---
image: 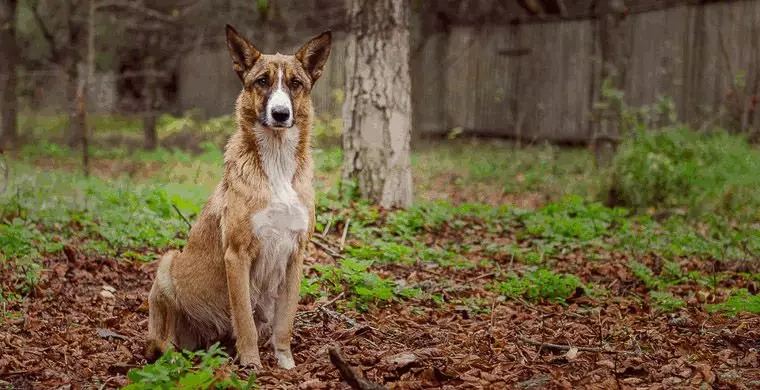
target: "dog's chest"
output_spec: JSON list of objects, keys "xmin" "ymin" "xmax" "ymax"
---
[{"xmin": 250, "ymin": 128, "xmax": 308, "ymax": 253}]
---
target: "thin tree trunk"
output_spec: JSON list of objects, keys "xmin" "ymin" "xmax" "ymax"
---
[
  {"xmin": 341, "ymin": 0, "xmax": 413, "ymax": 209},
  {"xmin": 0, "ymin": 0, "xmax": 18, "ymax": 148},
  {"xmin": 67, "ymin": 63, "xmax": 83, "ymax": 147},
  {"xmin": 79, "ymin": 0, "xmax": 95, "ymax": 176},
  {"xmin": 143, "ymin": 55, "xmax": 158, "ymax": 150}
]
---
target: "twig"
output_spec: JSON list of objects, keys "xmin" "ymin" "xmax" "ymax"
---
[
  {"xmin": 328, "ymin": 345, "xmax": 387, "ymax": 390},
  {"xmin": 339, "ymin": 218, "xmax": 351, "ymax": 251},
  {"xmin": 320, "ymin": 292, "xmax": 345, "ymax": 309},
  {"xmin": 467, "ymin": 271, "xmax": 495, "ymax": 283},
  {"xmin": 320, "ymin": 307, "xmax": 358, "ymax": 328},
  {"xmin": 322, "ymin": 214, "xmax": 334, "ymax": 237},
  {"xmin": 310, "ymin": 237, "xmax": 345, "ymax": 259},
  {"xmin": 517, "ymin": 336, "xmax": 640, "ymax": 356},
  {"xmin": 172, "ymin": 203, "xmax": 192, "ymax": 230}
]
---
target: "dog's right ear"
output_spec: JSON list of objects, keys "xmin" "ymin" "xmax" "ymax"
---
[{"xmin": 225, "ymin": 24, "xmax": 261, "ymax": 82}]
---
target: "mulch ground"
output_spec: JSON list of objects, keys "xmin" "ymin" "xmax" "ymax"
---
[{"xmin": 1, "ymin": 238, "xmax": 758, "ymax": 390}]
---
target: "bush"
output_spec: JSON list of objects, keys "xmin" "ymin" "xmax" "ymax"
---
[{"xmin": 611, "ymin": 128, "xmax": 760, "ymax": 219}]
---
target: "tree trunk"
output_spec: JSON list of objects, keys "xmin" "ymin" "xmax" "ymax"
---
[
  {"xmin": 0, "ymin": 0, "xmax": 18, "ymax": 148},
  {"xmin": 79, "ymin": 0, "xmax": 95, "ymax": 176},
  {"xmin": 66, "ymin": 63, "xmax": 84, "ymax": 147},
  {"xmin": 591, "ymin": 0, "xmax": 628, "ymax": 168},
  {"xmin": 143, "ymin": 55, "xmax": 158, "ymax": 150},
  {"xmin": 341, "ymin": 0, "xmax": 413, "ymax": 209}
]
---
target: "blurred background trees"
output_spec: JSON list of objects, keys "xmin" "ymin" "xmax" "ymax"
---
[{"xmin": 1, "ymin": 0, "xmax": 759, "ymax": 205}]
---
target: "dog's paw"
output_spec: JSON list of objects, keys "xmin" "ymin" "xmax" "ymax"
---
[
  {"xmin": 238, "ymin": 352, "xmax": 264, "ymax": 372},
  {"xmin": 275, "ymin": 349, "xmax": 295, "ymax": 370}
]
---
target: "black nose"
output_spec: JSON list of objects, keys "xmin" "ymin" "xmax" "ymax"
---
[{"xmin": 271, "ymin": 107, "xmax": 291, "ymax": 123}]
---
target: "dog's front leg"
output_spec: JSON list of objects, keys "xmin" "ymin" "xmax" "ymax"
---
[
  {"xmin": 224, "ymin": 246, "xmax": 262, "ymax": 370},
  {"xmin": 271, "ymin": 235, "xmax": 306, "ymax": 369}
]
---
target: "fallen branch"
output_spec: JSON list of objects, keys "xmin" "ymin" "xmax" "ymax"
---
[
  {"xmin": 320, "ymin": 306, "xmax": 358, "ymax": 328},
  {"xmin": 310, "ymin": 236, "xmax": 345, "ymax": 259},
  {"xmin": 328, "ymin": 345, "xmax": 387, "ymax": 390},
  {"xmin": 517, "ymin": 336, "xmax": 640, "ymax": 356},
  {"xmin": 339, "ymin": 218, "xmax": 351, "ymax": 250}
]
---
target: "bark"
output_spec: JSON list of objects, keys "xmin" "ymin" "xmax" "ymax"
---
[
  {"xmin": 591, "ymin": 0, "xmax": 628, "ymax": 168},
  {"xmin": 142, "ymin": 56, "xmax": 158, "ymax": 150},
  {"xmin": 0, "ymin": 0, "xmax": 18, "ymax": 148},
  {"xmin": 341, "ymin": 0, "xmax": 413, "ymax": 209},
  {"xmin": 80, "ymin": 0, "xmax": 95, "ymax": 176}
]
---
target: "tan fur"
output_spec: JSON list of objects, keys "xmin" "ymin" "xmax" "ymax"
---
[{"xmin": 145, "ymin": 25, "xmax": 331, "ymax": 371}]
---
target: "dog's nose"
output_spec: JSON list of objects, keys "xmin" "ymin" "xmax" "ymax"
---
[{"xmin": 271, "ymin": 106, "xmax": 291, "ymax": 123}]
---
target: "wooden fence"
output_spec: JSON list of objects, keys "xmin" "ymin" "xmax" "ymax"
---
[{"xmin": 173, "ymin": 0, "xmax": 760, "ymax": 141}]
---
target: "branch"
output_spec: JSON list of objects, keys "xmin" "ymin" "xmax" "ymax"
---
[
  {"xmin": 310, "ymin": 237, "xmax": 345, "ymax": 259},
  {"xmin": 30, "ymin": 0, "xmax": 59, "ymax": 60},
  {"xmin": 95, "ymin": 0, "xmax": 178, "ymax": 24},
  {"xmin": 328, "ymin": 346, "xmax": 387, "ymax": 390},
  {"xmin": 171, "ymin": 203, "xmax": 192, "ymax": 230},
  {"xmin": 517, "ymin": 336, "xmax": 640, "ymax": 356}
]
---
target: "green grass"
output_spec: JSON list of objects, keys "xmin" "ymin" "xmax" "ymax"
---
[{"xmin": 3, "ymin": 119, "xmax": 760, "ymax": 383}]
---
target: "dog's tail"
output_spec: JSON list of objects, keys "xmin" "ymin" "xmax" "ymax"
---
[{"xmin": 145, "ymin": 250, "xmax": 179, "ymax": 362}]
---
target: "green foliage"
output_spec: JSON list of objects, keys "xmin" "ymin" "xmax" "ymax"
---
[
  {"xmin": 124, "ymin": 343, "xmax": 256, "ymax": 389},
  {"xmin": 612, "ymin": 128, "xmax": 760, "ymax": 219},
  {"xmin": 521, "ymin": 195, "xmax": 629, "ymax": 243},
  {"xmin": 304, "ymin": 258, "xmax": 418, "ymax": 311},
  {"xmin": 706, "ymin": 289, "xmax": 760, "ymax": 317},
  {"xmin": 494, "ymin": 269, "xmax": 583, "ymax": 303},
  {"xmin": 649, "ymin": 291, "xmax": 686, "ymax": 313}
]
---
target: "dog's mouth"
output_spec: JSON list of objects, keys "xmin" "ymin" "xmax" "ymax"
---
[{"xmin": 258, "ymin": 118, "xmax": 294, "ymax": 130}]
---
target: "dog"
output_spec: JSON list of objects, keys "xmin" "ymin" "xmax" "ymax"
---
[{"xmin": 145, "ymin": 24, "xmax": 331, "ymax": 371}]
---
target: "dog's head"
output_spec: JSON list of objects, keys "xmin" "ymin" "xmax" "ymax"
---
[{"xmin": 225, "ymin": 24, "xmax": 331, "ymax": 130}]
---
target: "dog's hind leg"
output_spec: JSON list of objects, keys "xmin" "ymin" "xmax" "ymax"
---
[
  {"xmin": 270, "ymin": 241, "xmax": 305, "ymax": 370},
  {"xmin": 145, "ymin": 251, "xmax": 179, "ymax": 361}
]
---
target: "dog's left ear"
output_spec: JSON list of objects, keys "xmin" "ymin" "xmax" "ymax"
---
[{"xmin": 296, "ymin": 31, "xmax": 332, "ymax": 84}]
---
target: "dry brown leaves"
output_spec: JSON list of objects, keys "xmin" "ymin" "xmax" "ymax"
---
[{"xmin": 1, "ymin": 241, "xmax": 758, "ymax": 389}]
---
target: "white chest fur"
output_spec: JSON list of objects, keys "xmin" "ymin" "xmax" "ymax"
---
[{"xmin": 250, "ymin": 127, "xmax": 308, "ymax": 297}]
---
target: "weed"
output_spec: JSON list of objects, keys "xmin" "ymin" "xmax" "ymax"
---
[
  {"xmin": 706, "ymin": 289, "xmax": 760, "ymax": 316},
  {"xmin": 123, "ymin": 343, "xmax": 256, "ymax": 389},
  {"xmin": 306, "ymin": 258, "xmax": 417, "ymax": 311},
  {"xmin": 612, "ymin": 128, "xmax": 760, "ymax": 219},
  {"xmin": 494, "ymin": 268, "xmax": 583, "ymax": 303},
  {"xmin": 649, "ymin": 291, "xmax": 686, "ymax": 313}
]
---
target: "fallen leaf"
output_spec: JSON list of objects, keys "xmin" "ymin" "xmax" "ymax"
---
[
  {"xmin": 384, "ymin": 351, "xmax": 418, "ymax": 369},
  {"xmin": 565, "ymin": 346, "xmax": 579, "ymax": 361},
  {"xmin": 97, "ymin": 328, "xmax": 128, "ymax": 341}
]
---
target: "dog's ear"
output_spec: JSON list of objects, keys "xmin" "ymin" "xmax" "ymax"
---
[
  {"xmin": 296, "ymin": 30, "xmax": 332, "ymax": 84},
  {"xmin": 225, "ymin": 24, "xmax": 261, "ymax": 82}
]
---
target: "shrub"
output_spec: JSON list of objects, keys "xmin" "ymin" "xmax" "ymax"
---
[{"xmin": 611, "ymin": 127, "xmax": 760, "ymax": 219}]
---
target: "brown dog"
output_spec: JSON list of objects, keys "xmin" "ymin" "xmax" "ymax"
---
[{"xmin": 145, "ymin": 24, "xmax": 331, "ymax": 371}]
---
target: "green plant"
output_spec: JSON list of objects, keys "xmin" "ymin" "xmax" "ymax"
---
[
  {"xmin": 649, "ymin": 291, "xmax": 685, "ymax": 313},
  {"xmin": 494, "ymin": 268, "xmax": 583, "ymax": 303},
  {"xmin": 124, "ymin": 343, "xmax": 256, "ymax": 389},
  {"xmin": 706, "ymin": 289, "xmax": 760, "ymax": 317},
  {"xmin": 306, "ymin": 258, "xmax": 418, "ymax": 310},
  {"xmin": 612, "ymin": 128, "xmax": 760, "ymax": 219}
]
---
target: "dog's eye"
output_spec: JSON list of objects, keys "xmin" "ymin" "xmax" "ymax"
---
[
  {"xmin": 290, "ymin": 79, "xmax": 301, "ymax": 89},
  {"xmin": 255, "ymin": 76, "xmax": 268, "ymax": 86}
]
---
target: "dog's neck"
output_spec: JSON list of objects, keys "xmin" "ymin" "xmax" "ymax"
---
[{"xmin": 225, "ymin": 113, "xmax": 312, "ymax": 186}]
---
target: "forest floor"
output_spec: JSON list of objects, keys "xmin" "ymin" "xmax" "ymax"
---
[{"xmin": 0, "ymin": 139, "xmax": 758, "ymax": 389}]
